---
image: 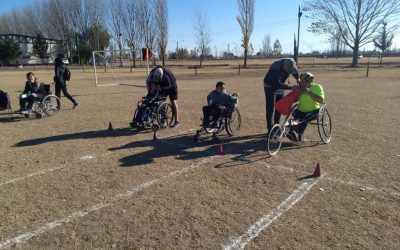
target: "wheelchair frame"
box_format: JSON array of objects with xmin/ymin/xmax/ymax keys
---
[
  {"xmin": 130, "ymin": 97, "xmax": 173, "ymax": 130},
  {"xmin": 193, "ymin": 106, "xmax": 241, "ymax": 141},
  {"xmin": 29, "ymin": 94, "xmax": 61, "ymax": 119},
  {"xmin": 267, "ymin": 104, "xmax": 332, "ymax": 156}
]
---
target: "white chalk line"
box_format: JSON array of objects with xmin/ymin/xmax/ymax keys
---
[
  {"xmin": 0, "ymin": 155, "xmax": 217, "ymax": 249},
  {"xmin": 223, "ymin": 177, "xmax": 323, "ymax": 250}
]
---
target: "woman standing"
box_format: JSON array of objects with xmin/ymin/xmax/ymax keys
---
[{"xmin": 54, "ymin": 57, "xmax": 78, "ymax": 109}]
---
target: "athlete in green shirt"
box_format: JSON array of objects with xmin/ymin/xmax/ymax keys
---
[{"xmin": 288, "ymin": 72, "xmax": 325, "ymax": 142}]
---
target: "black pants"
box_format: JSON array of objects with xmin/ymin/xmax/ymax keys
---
[
  {"xmin": 20, "ymin": 94, "xmax": 43, "ymax": 109},
  {"xmin": 202, "ymin": 105, "xmax": 225, "ymax": 126},
  {"xmin": 264, "ymin": 87, "xmax": 283, "ymax": 131},
  {"xmin": 293, "ymin": 109, "xmax": 320, "ymax": 135},
  {"xmin": 55, "ymin": 84, "xmax": 77, "ymax": 104}
]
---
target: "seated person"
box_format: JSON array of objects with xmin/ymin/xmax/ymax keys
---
[
  {"xmin": 19, "ymin": 72, "xmax": 45, "ymax": 114},
  {"xmin": 288, "ymin": 72, "xmax": 324, "ymax": 142},
  {"xmin": 131, "ymin": 82, "xmax": 162, "ymax": 127},
  {"xmin": 203, "ymin": 81, "xmax": 237, "ymax": 128}
]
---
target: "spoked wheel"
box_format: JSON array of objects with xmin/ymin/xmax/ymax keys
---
[
  {"xmin": 157, "ymin": 102, "xmax": 173, "ymax": 128},
  {"xmin": 317, "ymin": 106, "xmax": 332, "ymax": 143},
  {"xmin": 225, "ymin": 108, "xmax": 241, "ymax": 136},
  {"xmin": 42, "ymin": 95, "xmax": 61, "ymax": 116},
  {"xmin": 267, "ymin": 124, "xmax": 284, "ymax": 156}
]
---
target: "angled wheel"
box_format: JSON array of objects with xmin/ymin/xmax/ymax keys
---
[
  {"xmin": 317, "ymin": 106, "xmax": 332, "ymax": 143},
  {"xmin": 225, "ymin": 108, "xmax": 241, "ymax": 136},
  {"xmin": 42, "ymin": 95, "xmax": 61, "ymax": 116},
  {"xmin": 267, "ymin": 124, "xmax": 284, "ymax": 156},
  {"xmin": 157, "ymin": 102, "xmax": 173, "ymax": 128}
]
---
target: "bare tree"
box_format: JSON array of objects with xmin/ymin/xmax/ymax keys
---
[
  {"xmin": 306, "ymin": 0, "xmax": 400, "ymax": 67},
  {"xmin": 138, "ymin": 0, "xmax": 157, "ymax": 63},
  {"xmin": 193, "ymin": 7, "xmax": 212, "ymax": 66},
  {"xmin": 373, "ymin": 21, "xmax": 394, "ymax": 66},
  {"xmin": 261, "ymin": 33, "xmax": 272, "ymax": 56},
  {"xmin": 236, "ymin": 0, "xmax": 254, "ymax": 68},
  {"xmin": 122, "ymin": 0, "xmax": 141, "ymax": 67},
  {"xmin": 109, "ymin": 0, "xmax": 125, "ymax": 66},
  {"xmin": 154, "ymin": 0, "xmax": 168, "ymax": 66},
  {"xmin": 84, "ymin": 0, "xmax": 106, "ymax": 51}
]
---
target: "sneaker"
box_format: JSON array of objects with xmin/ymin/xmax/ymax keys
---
[
  {"xmin": 170, "ymin": 121, "xmax": 180, "ymax": 129},
  {"xmin": 287, "ymin": 130, "xmax": 299, "ymax": 142},
  {"xmin": 73, "ymin": 103, "xmax": 79, "ymax": 109}
]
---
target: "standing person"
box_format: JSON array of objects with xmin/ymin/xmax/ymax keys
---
[
  {"xmin": 54, "ymin": 57, "xmax": 78, "ymax": 109},
  {"xmin": 263, "ymin": 58, "xmax": 300, "ymax": 134},
  {"xmin": 147, "ymin": 66, "xmax": 180, "ymax": 128}
]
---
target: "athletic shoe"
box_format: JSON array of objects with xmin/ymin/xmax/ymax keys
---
[
  {"xmin": 287, "ymin": 130, "xmax": 299, "ymax": 142},
  {"xmin": 73, "ymin": 103, "xmax": 79, "ymax": 109},
  {"xmin": 170, "ymin": 121, "xmax": 180, "ymax": 129}
]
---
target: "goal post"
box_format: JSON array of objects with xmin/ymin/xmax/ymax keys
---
[{"xmin": 92, "ymin": 49, "xmax": 138, "ymax": 87}]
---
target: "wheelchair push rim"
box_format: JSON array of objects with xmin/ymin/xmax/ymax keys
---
[
  {"xmin": 42, "ymin": 95, "xmax": 61, "ymax": 116},
  {"xmin": 267, "ymin": 124, "xmax": 284, "ymax": 156},
  {"xmin": 225, "ymin": 108, "xmax": 241, "ymax": 136},
  {"xmin": 317, "ymin": 107, "xmax": 332, "ymax": 143},
  {"xmin": 157, "ymin": 102, "xmax": 173, "ymax": 128}
]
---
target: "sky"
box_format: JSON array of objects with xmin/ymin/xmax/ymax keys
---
[{"xmin": 1, "ymin": 0, "xmax": 399, "ymax": 55}]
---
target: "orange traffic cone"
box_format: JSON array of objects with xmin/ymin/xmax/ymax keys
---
[
  {"xmin": 216, "ymin": 144, "xmax": 224, "ymax": 155},
  {"xmin": 313, "ymin": 163, "xmax": 322, "ymax": 177},
  {"xmin": 108, "ymin": 122, "xmax": 113, "ymax": 131},
  {"xmin": 152, "ymin": 130, "xmax": 158, "ymax": 140}
]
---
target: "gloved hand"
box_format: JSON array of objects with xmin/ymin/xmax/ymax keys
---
[{"xmin": 32, "ymin": 93, "xmax": 38, "ymax": 98}]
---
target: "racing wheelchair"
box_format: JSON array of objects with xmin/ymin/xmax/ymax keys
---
[
  {"xmin": 193, "ymin": 94, "xmax": 241, "ymax": 141},
  {"xmin": 267, "ymin": 104, "xmax": 332, "ymax": 156},
  {"xmin": 20, "ymin": 84, "xmax": 61, "ymax": 119},
  {"xmin": 130, "ymin": 96, "xmax": 173, "ymax": 130}
]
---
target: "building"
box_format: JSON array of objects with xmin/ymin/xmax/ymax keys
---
[{"xmin": 0, "ymin": 34, "xmax": 63, "ymax": 65}]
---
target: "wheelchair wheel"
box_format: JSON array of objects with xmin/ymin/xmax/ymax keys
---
[
  {"xmin": 317, "ymin": 106, "xmax": 332, "ymax": 143},
  {"xmin": 157, "ymin": 102, "xmax": 173, "ymax": 128},
  {"xmin": 225, "ymin": 108, "xmax": 241, "ymax": 136},
  {"xmin": 267, "ymin": 124, "xmax": 284, "ymax": 156},
  {"xmin": 42, "ymin": 95, "xmax": 61, "ymax": 116}
]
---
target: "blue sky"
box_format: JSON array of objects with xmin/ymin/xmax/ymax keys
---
[{"xmin": 1, "ymin": 0, "xmax": 399, "ymax": 54}]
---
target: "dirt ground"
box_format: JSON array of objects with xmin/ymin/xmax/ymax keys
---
[{"xmin": 0, "ymin": 57, "xmax": 399, "ymax": 249}]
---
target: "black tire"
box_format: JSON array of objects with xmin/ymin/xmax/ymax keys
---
[
  {"xmin": 267, "ymin": 124, "xmax": 284, "ymax": 156},
  {"xmin": 225, "ymin": 108, "xmax": 241, "ymax": 136},
  {"xmin": 42, "ymin": 95, "xmax": 61, "ymax": 116},
  {"xmin": 35, "ymin": 112, "xmax": 43, "ymax": 119},
  {"xmin": 157, "ymin": 102, "xmax": 173, "ymax": 128},
  {"xmin": 317, "ymin": 106, "xmax": 332, "ymax": 143}
]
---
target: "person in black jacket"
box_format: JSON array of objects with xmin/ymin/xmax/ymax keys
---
[
  {"xmin": 19, "ymin": 72, "xmax": 44, "ymax": 113},
  {"xmin": 263, "ymin": 58, "xmax": 300, "ymax": 133},
  {"xmin": 54, "ymin": 57, "xmax": 78, "ymax": 108},
  {"xmin": 147, "ymin": 66, "xmax": 180, "ymax": 128}
]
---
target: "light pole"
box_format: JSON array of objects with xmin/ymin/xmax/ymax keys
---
[
  {"xmin": 296, "ymin": 6, "xmax": 303, "ymax": 63},
  {"xmin": 172, "ymin": 40, "xmax": 184, "ymax": 60},
  {"xmin": 224, "ymin": 43, "xmax": 231, "ymax": 59}
]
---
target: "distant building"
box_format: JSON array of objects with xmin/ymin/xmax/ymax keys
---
[{"xmin": 0, "ymin": 34, "xmax": 63, "ymax": 65}]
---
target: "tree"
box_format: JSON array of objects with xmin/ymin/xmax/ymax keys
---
[
  {"xmin": 32, "ymin": 33, "xmax": 49, "ymax": 63},
  {"xmin": 273, "ymin": 39, "xmax": 282, "ymax": 55},
  {"xmin": 306, "ymin": 0, "xmax": 400, "ymax": 67},
  {"xmin": 0, "ymin": 40, "xmax": 21, "ymax": 66},
  {"xmin": 193, "ymin": 8, "xmax": 212, "ymax": 66},
  {"xmin": 138, "ymin": 0, "xmax": 157, "ymax": 64},
  {"xmin": 122, "ymin": 0, "xmax": 141, "ymax": 67},
  {"xmin": 236, "ymin": 0, "xmax": 254, "ymax": 68},
  {"xmin": 155, "ymin": 0, "xmax": 168, "ymax": 66},
  {"xmin": 81, "ymin": 24, "xmax": 110, "ymax": 61},
  {"xmin": 329, "ymin": 28, "xmax": 346, "ymax": 59},
  {"xmin": 261, "ymin": 33, "xmax": 272, "ymax": 56},
  {"xmin": 109, "ymin": 0, "xmax": 125, "ymax": 67},
  {"xmin": 373, "ymin": 21, "xmax": 394, "ymax": 54}
]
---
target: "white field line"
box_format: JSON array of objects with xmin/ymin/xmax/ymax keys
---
[
  {"xmin": 0, "ymin": 155, "xmax": 217, "ymax": 249},
  {"xmin": 223, "ymin": 177, "xmax": 323, "ymax": 250}
]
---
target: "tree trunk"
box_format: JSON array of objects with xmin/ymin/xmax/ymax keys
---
[
  {"xmin": 243, "ymin": 47, "xmax": 248, "ymax": 68},
  {"xmin": 351, "ymin": 43, "xmax": 359, "ymax": 67}
]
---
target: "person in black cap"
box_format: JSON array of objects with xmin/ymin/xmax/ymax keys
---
[
  {"xmin": 54, "ymin": 57, "xmax": 78, "ymax": 109},
  {"xmin": 147, "ymin": 66, "xmax": 180, "ymax": 128},
  {"xmin": 263, "ymin": 58, "xmax": 300, "ymax": 134}
]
